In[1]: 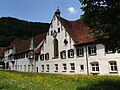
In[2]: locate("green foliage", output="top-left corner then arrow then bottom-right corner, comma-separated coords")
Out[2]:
79,0 -> 120,50
0,70 -> 120,90
0,17 -> 49,46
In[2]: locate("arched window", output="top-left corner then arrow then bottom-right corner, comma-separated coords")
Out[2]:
53,38 -> 59,58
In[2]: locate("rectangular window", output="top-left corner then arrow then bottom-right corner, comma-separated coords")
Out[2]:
80,65 -> 84,71
40,54 -> 44,61
109,61 -> 117,72
62,63 -> 67,72
54,64 -> 58,72
60,50 -> 66,59
46,64 -> 49,72
105,46 -> 116,54
88,45 -> 97,55
41,65 -> 44,72
68,49 -> 74,58
91,63 -> 99,72
45,53 -> 49,60
70,63 -> 75,71
76,47 -> 84,57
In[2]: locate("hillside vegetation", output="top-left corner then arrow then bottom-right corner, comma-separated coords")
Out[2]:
0,17 -> 49,46
0,70 -> 120,90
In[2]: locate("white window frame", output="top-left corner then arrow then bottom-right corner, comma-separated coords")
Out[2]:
54,64 -> 58,72
88,45 -> 97,55
109,61 -> 118,73
61,50 -> 66,59
62,63 -> 67,72
70,63 -> 75,71
76,47 -> 84,57
46,64 -> 49,72
91,62 -> 99,74
68,49 -> 74,58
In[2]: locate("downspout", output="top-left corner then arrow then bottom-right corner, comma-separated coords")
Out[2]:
85,46 -> 89,75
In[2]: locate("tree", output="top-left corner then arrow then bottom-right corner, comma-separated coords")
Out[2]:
79,0 -> 120,50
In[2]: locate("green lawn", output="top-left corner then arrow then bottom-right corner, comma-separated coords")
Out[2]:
0,70 -> 120,90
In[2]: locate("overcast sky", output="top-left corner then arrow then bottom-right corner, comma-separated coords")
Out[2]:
0,0 -> 83,23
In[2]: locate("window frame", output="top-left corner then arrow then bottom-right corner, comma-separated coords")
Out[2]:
70,63 -> 75,72
105,46 -> 116,54
76,47 -> 84,57
54,64 -> 58,72
40,54 -> 44,61
62,63 -> 67,72
46,64 -> 49,72
45,53 -> 49,60
88,45 -> 97,56
90,62 -> 99,74
109,61 -> 118,73
60,50 -> 66,59
68,49 -> 74,58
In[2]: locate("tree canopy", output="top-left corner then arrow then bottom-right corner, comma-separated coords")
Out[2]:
80,0 -> 120,50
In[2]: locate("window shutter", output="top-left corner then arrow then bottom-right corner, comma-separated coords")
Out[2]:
68,50 -> 70,57
88,46 -> 91,55
76,48 -> 79,56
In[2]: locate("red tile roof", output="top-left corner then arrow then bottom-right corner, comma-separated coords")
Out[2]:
7,32 -> 47,54
0,47 -> 6,57
57,16 -> 95,46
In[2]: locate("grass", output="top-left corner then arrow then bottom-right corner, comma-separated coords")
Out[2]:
0,70 -> 120,90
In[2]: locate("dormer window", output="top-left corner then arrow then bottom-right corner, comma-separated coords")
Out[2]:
28,50 -> 34,59
105,46 -> 116,54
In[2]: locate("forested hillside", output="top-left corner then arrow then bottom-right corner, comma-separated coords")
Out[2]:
0,17 -> 49,46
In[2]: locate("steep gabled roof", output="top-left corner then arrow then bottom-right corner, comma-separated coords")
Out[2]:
0,47 -> 6,57
57,16 -> 95,45
7,32 -> 47,54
